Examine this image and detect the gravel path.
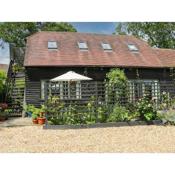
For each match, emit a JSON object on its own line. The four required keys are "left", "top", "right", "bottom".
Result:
{"left": 0, "top": 125, "right": 175, "bottom": 152}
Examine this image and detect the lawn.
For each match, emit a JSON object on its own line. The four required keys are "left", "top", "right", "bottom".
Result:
{"left": 0, "top": 125, "right": 175, "bottom": 152}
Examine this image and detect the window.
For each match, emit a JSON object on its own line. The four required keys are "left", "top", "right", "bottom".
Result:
{"left": 41, "top": 80, "right": 47, "bottom": 100}
{"left": 48, "top": 41, "right": 58, "bottom": 49}
{"left": 101, "top": 43, "right": 112, "bottom": 51}
{"left": 128, "top": 80, "right": 160, "bottom": 103}
{"left": 61, "top": 81, "right": 81, "bottom": 99}
{"left": 50, "top": 81, "right": 81, "bottom": 100}
{"left": 128, "top": 44, "right": 138, "bottom": 51}
{"left": 78, "top": 42, "right": 88, "bottom": 50}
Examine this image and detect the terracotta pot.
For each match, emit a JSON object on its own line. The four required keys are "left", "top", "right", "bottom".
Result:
{"left": 37, "top": 117, "right": 46, "bottom": 125}
{"left": 32, "top": 119, "right": 38, "bottom": 124}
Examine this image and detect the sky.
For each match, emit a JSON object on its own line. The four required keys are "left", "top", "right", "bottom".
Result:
{"left": 0, "top": 22, "right": 117, "bottom": 64}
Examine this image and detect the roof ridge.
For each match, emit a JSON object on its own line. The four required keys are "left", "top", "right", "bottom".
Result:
{"left": 153, "top": 48, "right": 175, "bottom": 51}
{"left": 26, "top": 31, "right": 141, "bottom": 38}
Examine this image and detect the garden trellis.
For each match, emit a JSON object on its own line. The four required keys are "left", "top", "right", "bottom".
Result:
{"left": 43, "top": 80, "right": 175, "bottom": 125}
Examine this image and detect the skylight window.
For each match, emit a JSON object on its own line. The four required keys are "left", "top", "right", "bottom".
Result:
{"left": 128, "top": 44, "right": 138, "bottom": 51}
{"left": 78, "top": 42, "right": 88, "bottom": 50}
{"left": 101, "top": 43, "right": 112, "bottom": 50}
{"left": 48, "top": 41, "right": 58, "bottom": 49}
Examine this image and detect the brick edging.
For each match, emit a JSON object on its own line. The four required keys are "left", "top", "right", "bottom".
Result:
{"left": 43, "top": 120, "right": 163, "bottom": 130}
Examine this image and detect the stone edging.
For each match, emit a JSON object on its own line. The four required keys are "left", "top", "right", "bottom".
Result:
{"left": 43, "top": 120, "right": 163, "bottom": 130}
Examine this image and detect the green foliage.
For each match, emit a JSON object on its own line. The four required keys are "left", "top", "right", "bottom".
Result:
{"left": 97, "top": 105, "right": 108, "bottom": 123}
{"left": 136, "top": 95, "right": 157, "bottom": 121}
{"left": 106, "top": 68, "right": 127, "bottom": 87}
{"left": 46, "top": 96, "right": 65, "bottom": 125}
{"left": 25, "top": 104, "right": 35, "bottom": 113}
{"left": 115, "top": 22, "right": 175, "bottom": 49}
{"left": 159, "top": 91, "right": 172, "bottom": 110}
{"left": 125, "top": 102, "right": 140, "bottom": 120}
{"left": 157, "top": 110, "right": 175, "bottom": 125}
{"left": 0, "top": 22, "right": 38, "bottom": 47}
{"left": 105, "top": 68, "right": 128, "bottom": 104}
{"left": 0, "top": 70, "right": 6, "bottom": 102}
{"left": 41, "top": 22, "right": 77, "bottom": 32}
{"left": 12, "top": 64, "right": 24, "bottom": 73}
{"left": 0, "top": 70, "right": 6, "bottom": 93}
{"left": 107, "top": 103, "right": 129, "bottom": 122}
{"left": 25, "top": 104, "right": 45, "bottom": 119}
{"left": 0, "top": 22, "right": 77, "bottom": 47}
{"left": 46, "top": 96, "right": 97, "bottom": 125}
{"left": 84, "top": 96, "right": 96, "bottom": 124}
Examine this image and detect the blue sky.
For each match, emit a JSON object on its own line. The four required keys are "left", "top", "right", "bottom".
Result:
{"left": 71, "top": 22, "right": 116, "bottom": 34}
{"left": 0, "top": 22, "right": 117, "bottom": 64}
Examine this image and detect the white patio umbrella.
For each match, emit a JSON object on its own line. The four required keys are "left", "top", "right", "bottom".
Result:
{"left": 50, "top": 71, "right": 92, "bottom": 82}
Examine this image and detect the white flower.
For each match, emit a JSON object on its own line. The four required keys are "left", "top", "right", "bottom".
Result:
{"left": 162, "top": 91, "right": 166, "bottom": 95}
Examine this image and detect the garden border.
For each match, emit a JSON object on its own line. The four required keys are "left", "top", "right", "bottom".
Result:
{"left": 43, "top": 120, "right": 163, "bottom": 130}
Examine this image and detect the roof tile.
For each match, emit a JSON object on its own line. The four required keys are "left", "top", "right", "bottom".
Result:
{"left": 24, "top": 32, "right": 174, "bottom": 68}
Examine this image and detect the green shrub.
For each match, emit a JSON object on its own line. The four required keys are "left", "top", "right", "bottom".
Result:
{"left": 136, "top": 95, "right": 157, "bottom": 121}
{"left": 107, "top": 104, "right": 129, "bottom": 122}
{"left": 83, "top": 96, "right": 97, "bottom": 124}
{"left": 105, "top": 68, "right": 128, "bottom": 104}
{"left": 125, "top": 102, "right": 140, "bottom": 121}
{"left": 46, "top": 96, "right": 65, "bottom": 125}
{"left": 97, "top": 105, "right": 108, "bottom": 123}
{"left": 159, "top": 91, "right": 171, "bottom": 110}
{"left": 157, "top": 110, "right": 175, "bottom": 125}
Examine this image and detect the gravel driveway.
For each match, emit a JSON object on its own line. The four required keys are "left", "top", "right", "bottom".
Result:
{"left": 0, "top": 125, "right": 175, "bottom": 152}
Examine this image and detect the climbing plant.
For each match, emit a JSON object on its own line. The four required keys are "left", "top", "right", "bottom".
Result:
{"left": 105, "top": 68, "right": 128, "bottom": 104}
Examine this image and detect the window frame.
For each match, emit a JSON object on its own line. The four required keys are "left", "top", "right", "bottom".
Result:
{"left": 128, "top": 79, "right": 160, "bottom": 102}
{"left": 101, "top": 42, "right": 112, "bottom": 51}
{"left": 127, "top": 44, "right": 139, "bottom": 52}
{"left": 48, "top": 41, "right": 58, "bottom": 49}
{"left": 60, "top": 81, "right": 82, "bottom": 100}
{"left": 77, "top": 41, "right": 88, "bottom": 50}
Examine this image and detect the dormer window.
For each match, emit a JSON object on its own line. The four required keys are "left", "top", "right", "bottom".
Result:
{"left": 101, "top": 43, "right": 112, "bottom": 51}
{"left": 48, "top": 41, "right": 58, "bottom": 49}
{"left": 128, "top": 44, "right": 138, "bottom": 51}
{"left": 78, "top": 42, "right": 88, "bottom": 50}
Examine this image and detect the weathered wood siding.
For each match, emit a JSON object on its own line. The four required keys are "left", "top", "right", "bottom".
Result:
{"left": 25, "top": 67, "right": 173, "bottom": 106}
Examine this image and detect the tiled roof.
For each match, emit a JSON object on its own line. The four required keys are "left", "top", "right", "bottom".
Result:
{"left": 24, "top": 31, "right": 174, "bottom": 68}
{"left": 154, "top": 48, "right": 175, "bottom": 67}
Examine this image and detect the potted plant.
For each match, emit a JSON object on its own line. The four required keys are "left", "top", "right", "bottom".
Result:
{"left": 25, "top": 104, "right": 35, "bottom": 117}
{"left": 32, "top": 114, "right": 38, "bottom": 124}
{"left": 37, "top": 105, "right": 46, "bottom": 125}
{"left": 32, "top": 107, "right": 41, "bottom": 124}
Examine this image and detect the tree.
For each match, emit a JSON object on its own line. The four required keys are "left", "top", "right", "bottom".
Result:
{"left": 40, "top": 22, "right": 76, "bottom": 32}
{"left": 0, "top": 22, "right": 77, "bottom": 47}
{"left": 115, "top": 22, "right": 175, "bottom": 49}
{"left": 115, "top": 22, "right": 128, "bottom": 35}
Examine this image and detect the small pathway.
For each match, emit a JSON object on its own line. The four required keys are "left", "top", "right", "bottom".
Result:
{"left": 0, "top": 117, "right": 33, "bottom": 127}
